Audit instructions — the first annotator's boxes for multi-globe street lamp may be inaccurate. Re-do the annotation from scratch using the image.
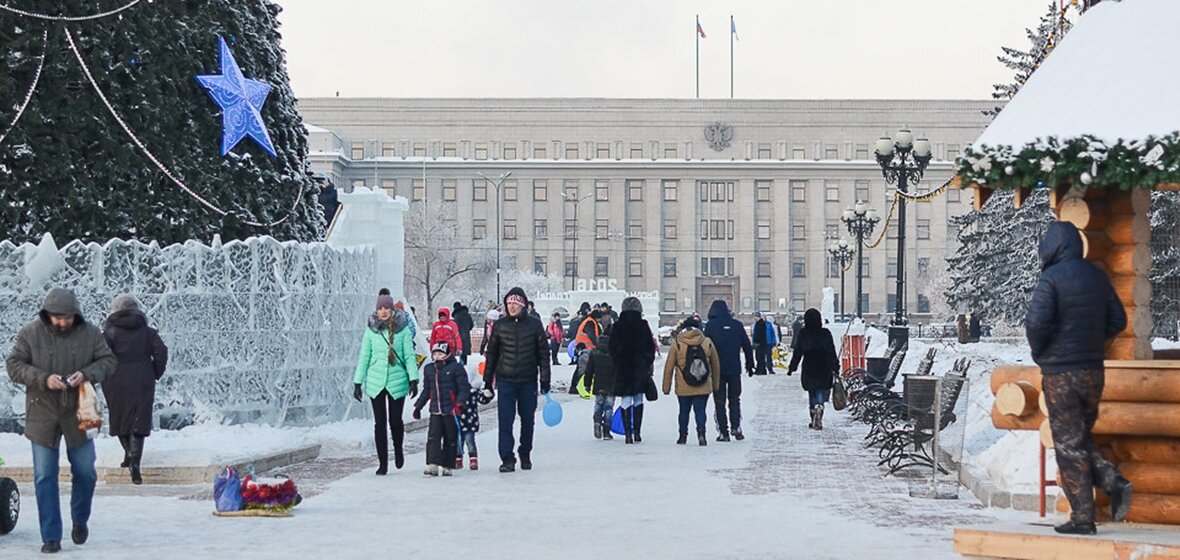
[873,129,932,337]
[827,238,854,320]
[841,201,879,319]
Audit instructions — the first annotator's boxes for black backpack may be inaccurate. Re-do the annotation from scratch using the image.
[682,343,711,386]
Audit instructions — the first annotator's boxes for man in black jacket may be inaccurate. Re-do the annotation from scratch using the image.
[1026,221,1132,535]
[751,312,768,376]
[704,299,754,441]
[451,302,474,365]
[482,287,552,473]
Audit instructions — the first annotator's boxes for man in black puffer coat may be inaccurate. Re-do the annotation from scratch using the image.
[1026,221,1131,536]
[482,287,552,473]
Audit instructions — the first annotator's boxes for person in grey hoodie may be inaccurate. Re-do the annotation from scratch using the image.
[7,288,116,554]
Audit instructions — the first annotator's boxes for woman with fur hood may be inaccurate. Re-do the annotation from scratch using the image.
[101,295,168,485]
[787,308,838,430]
[353,293,419,474]
[607,297,656,444]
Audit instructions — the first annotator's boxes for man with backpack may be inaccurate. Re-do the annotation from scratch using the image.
[703,299,754,442]
[662,317,720,445]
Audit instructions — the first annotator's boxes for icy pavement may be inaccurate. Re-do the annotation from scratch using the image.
[0,368,1029,559]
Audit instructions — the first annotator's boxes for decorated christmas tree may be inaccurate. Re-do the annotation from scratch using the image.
[0,0,321,244]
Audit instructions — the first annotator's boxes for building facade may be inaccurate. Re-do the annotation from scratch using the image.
[300,98,993,325]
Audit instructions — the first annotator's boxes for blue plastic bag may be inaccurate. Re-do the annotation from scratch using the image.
[566,340,577,360]
[213,466,243,512]
[611,407,625,436]
[542,392,563,427]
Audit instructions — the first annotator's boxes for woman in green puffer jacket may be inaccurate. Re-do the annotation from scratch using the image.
[354,293,418,475]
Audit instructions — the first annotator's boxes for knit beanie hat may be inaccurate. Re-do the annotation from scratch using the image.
[376,294,395,310]
[110,294,141,314]
[621,296,642,314]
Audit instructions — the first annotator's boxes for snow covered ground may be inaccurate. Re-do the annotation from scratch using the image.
[0,355,1034,559]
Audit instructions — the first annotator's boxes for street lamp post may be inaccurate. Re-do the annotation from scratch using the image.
[828,238,854,320]
[841,201,880,319]
[874,129,932,332]
[477,171,512,299]
[560,191,594,290]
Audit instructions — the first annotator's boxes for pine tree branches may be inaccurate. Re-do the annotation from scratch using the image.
[984,2,1072,118]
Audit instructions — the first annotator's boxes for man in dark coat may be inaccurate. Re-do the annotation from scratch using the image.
[102,295,168,485]
[6,288,117,554]
[482,287,552,473]
[451,302,475,365]
[1026,221,1132,535]
[751,312,769,376]
[703,299,754,442]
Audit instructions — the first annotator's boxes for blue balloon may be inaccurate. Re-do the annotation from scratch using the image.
[542,392,562,427]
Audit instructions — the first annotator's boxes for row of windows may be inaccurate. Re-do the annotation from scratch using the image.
[349,141,964,162]
[655,293,933,315]
[476,217,938,242]
[530,254,934,283]
[363,177,963,205]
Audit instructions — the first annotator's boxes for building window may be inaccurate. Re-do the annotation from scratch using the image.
[663,219,677,239]
[861,254,870,277]
[596,143,611,158]
[828,256,841,278]
[534,256,547,275]
[351,179,366,190]
[533,179,548,201]
[859,293,870,312]
[887,258,897,278]
[439,179,455,201]
[473,179,487,201]
[628,219,643,238]
[663,258,677,278]
[628,257,642,277]
[503,180,518,201]
[412,179,425,201]
[756,180,772,202]
[474,143,488,160]
[565,144,579,160]
[442,143,457,157]
[917,295,931,313]
[825,221,838,240]
[381,179,397,198]
[757,258,771,278]
[662,297,677,312]
[824,147,839,160]
[727,220,735,240]
[473,219,487,240]
[627,179,644,201]
[757,143,772,159]
[412,143,426,157]
[701,257,708,276]
[565,258,578,277]
[791,224,806,240]
[664,145,677,159]
[855,180,870,203]
[702,181,735,202]
[758,294,772,313]
[790,180,806,202]
[596,219,609,239]
[630,144,644,159]
[757,221,771,240]
[503,219,517,240]
[565,219,577,239]
[533,145,547,159]
[351,142,365,159]
[792,147,806,159]
[917,219,931,240]
[710,257,726,277]
[917,257,930,276]
[887,293,898,313]
[564,180,579,200]
[534,219,548,239]
[946,144,960,162]
[595,257,609,278]
[825,181,840,202]
[663,180,679,201]
[503,145,517,159]
[887,222,898,240]
[381,142,396,157]
[700,220,708,240]
[855,145,869,160]
[791,258,806,278]
[595,180,609,201]
[709,220,723,240]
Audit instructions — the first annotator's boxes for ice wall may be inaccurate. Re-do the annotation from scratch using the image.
[0,234,376,429]
[326,187,407,301]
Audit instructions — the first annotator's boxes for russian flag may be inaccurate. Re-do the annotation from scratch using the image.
[697,18,706,38]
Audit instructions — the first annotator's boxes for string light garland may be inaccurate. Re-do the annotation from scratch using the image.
[0,0,143,21]
[0,29,46,146]
[64,27,304,228]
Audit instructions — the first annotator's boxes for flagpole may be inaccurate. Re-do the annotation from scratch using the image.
[695,14,700,98]
[730,15,734,99]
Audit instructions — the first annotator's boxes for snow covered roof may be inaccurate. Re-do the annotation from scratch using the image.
[973,0,1180,148]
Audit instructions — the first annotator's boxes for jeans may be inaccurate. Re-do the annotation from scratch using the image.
[426,414,459,467]
[808,389,831,408]
[458,430,477,458]
[496,380,538,463]
[762,344,776,373]
[753,344,768,375]
[593,393,613,425]
[678,395,708,434]
[32,440,97,543]
[549,340,561,364]
[713,374,743,434]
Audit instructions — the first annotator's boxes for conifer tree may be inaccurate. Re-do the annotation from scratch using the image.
[984,2,1071,118]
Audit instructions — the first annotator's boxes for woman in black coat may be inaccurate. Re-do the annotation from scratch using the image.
[607,297,656,443]
[787,308,837,430]
[101,295,168,484]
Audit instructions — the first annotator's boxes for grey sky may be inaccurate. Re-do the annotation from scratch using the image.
[274,0,1056,100]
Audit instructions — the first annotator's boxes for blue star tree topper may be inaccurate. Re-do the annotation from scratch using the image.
[196,36,277,157]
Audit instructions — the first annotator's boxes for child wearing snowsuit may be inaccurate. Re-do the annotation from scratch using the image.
[455,365,489,470]
[581,334,616,441]
[413,342,471,476]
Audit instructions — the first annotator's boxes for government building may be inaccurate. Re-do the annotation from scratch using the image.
[299,98,993,325]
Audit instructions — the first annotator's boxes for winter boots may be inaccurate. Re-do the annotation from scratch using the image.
[499,460,515,473]
[621,408,634,444]
[469,456,479,470]
[809,405,825,430]
[128,435,143,485]
[594,421,603,440]
[1054,520,1097,535]
[697,428,708,446]
[118,435,130,468]
[716,431,730,442]
[424,464,439,476]
[520,450,533,470]
[633,404,644,443]
[677,432,688,445]
[732,427,744,441]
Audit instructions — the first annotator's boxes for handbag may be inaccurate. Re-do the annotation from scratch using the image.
[831,374,848,411]
[644,377,659,402]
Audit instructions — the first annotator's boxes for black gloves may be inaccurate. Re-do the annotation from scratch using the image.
[353,383,363,402]
[409,380,419,398]
[412,407,422,420]
[540,380,551,394]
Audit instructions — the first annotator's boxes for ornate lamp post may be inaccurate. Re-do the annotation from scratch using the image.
[841,201,879,319]
[874,129,932,333]
[828,238,854,320]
